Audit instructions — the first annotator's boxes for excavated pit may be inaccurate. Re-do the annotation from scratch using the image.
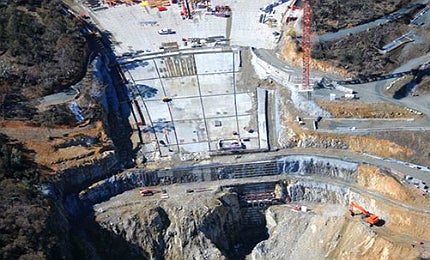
[83,156,356,259]
[78,155,430,259]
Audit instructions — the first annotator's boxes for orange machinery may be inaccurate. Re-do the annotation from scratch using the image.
[349,202,380,226]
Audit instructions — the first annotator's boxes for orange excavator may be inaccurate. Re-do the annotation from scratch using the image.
[349,202,380,226]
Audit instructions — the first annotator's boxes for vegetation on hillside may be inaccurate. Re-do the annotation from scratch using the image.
[0,0,88,120]
[0,2,91,258]
[312,0,413,33]
[309,0,430,76]
[0,134,69,259]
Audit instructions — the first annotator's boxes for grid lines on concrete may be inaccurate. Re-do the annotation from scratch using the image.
[122,49,265,156]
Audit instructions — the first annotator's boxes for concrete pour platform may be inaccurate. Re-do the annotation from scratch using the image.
[123,48,268,156]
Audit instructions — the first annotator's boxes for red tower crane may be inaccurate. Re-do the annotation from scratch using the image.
[301,0,312,97]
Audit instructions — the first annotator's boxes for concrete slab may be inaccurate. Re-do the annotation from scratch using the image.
[162,76,200,98]
[174,119,208,143]
[89,0,292,55]
[237,114,259,139]
[195,52,234,74]
[121,49,268,156]
[144,100,171,122]
[198,73,234,95]
[206,116,239,141]
[202,95,236,118]
[169,97,203,120]
[210,0,290,48]
[235,93,255,115]
[241,138,260,150]
[93,4,227,54]
[124,59,159,80]
[179,142,210,153]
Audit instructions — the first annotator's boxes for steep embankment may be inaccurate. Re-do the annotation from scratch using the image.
[0,2,135,259]
[252,205,422,260]
[93,189,243,259]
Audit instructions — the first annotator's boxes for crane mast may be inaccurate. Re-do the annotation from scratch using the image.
[301,0,312,98]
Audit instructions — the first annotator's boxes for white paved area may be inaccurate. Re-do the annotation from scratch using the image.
[89,0,292,54]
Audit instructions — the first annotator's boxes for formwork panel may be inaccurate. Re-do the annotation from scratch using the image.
[198,73,234,95]
[156,55,196,77]
[201,95,236,118]
[162,76,199,98]
[169,97,204,120]
[195,52,234,74]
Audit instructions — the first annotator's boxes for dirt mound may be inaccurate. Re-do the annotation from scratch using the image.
[0,120,112,173]
[316,100,418,119]
[298,132,414,160]
[357,165,428,206]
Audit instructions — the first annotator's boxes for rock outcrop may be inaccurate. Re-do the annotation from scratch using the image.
[94,191,252,259]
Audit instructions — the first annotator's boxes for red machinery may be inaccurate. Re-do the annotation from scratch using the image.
[349,202,380,226]
[301,0,311,95]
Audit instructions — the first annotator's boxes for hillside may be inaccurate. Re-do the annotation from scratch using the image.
[0,0,88,120]
[312,0,413,33]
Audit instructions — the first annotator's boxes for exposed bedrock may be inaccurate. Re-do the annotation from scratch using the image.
[79,155,359,207]
[90,177,357,260]
[277,155,358,182]
[283,180,350,205]
[93,192,253,259]
[66,152,430,259]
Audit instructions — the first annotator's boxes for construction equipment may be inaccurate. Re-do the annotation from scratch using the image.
[139,188,155,196]
[349,202,380,226]
[301,0,312,97]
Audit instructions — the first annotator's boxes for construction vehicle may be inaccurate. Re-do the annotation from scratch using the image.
[139,188,155,196]
[349,202,380,226]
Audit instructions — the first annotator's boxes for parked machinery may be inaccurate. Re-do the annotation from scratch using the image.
[349,202,380,226]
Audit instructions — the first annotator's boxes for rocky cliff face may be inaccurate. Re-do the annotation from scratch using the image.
[277,155,358,182]
[93,190,251,259]
[283,179,350,204]
[80,155,359,207]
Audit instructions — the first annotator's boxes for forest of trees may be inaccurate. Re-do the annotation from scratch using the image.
[312,0,414,33]
[0,134,70,259]
[0,2,90,258]
[0,0,88,120]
